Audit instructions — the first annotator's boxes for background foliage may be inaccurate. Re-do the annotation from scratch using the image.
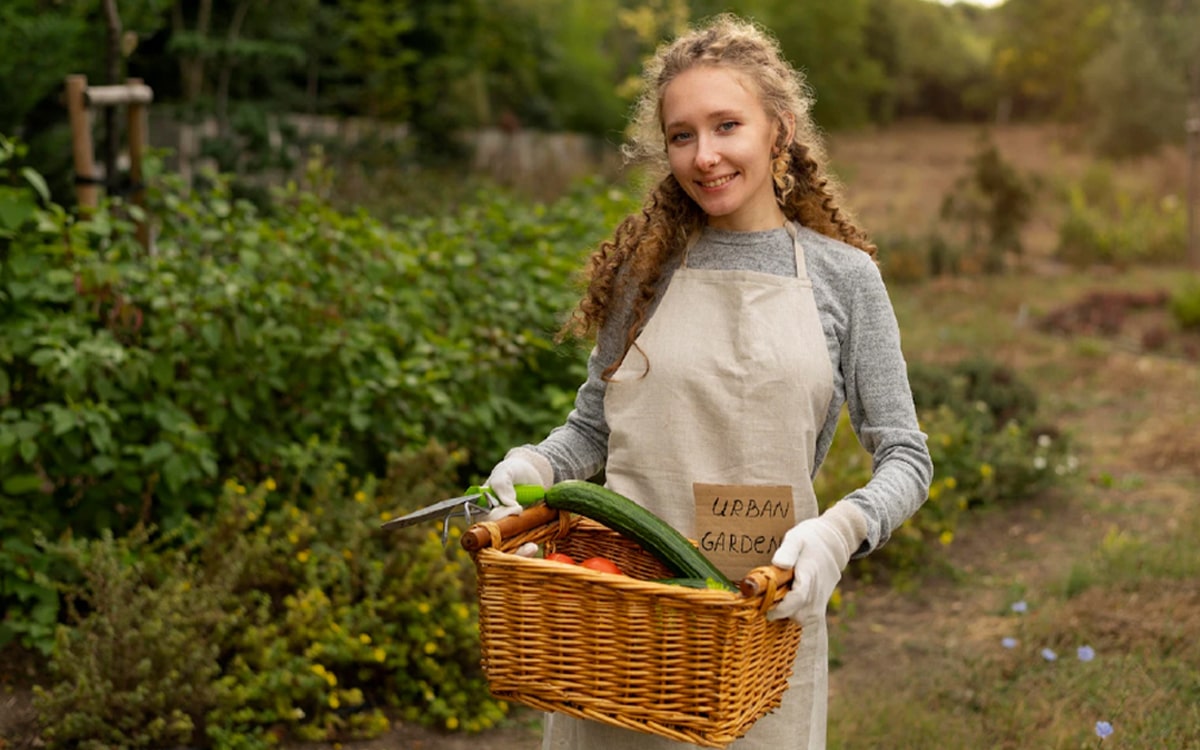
[4,0,1196,204]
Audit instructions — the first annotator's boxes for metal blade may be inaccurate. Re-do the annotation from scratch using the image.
[381,493,486,530]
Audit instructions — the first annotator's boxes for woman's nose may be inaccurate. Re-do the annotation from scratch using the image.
[695,136,719,169]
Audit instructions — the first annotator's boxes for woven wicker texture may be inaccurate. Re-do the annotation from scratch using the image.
[471,514,801,748]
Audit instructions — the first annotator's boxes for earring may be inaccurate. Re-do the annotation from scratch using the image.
[772,149,795,205]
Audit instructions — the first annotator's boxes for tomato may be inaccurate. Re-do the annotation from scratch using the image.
[579,556,623,575]
[545,552,576,565]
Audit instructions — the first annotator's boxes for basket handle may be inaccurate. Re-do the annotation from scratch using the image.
[738,564,795,600]
[460,502,561,552]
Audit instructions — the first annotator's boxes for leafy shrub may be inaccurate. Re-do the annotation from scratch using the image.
[33,443,506,747]
[0,138,637,652]
[1168,279,1200,331]
[940,138,1035,274]
[909,357,1038,428]
[1056,163,1186,268]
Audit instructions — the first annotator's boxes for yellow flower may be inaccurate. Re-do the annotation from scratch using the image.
[310,664,327,677]
[424,642,437,654]
[342,548,354,561]
[358,633,372,645]
[944,477,957,490]
[928,484,942,501]
[296,550,311,563]
[328,693,340,709]
[829,588,842,611]
[354,491,367,503]
[265,477,277,491]
[417,602,431,615]
[373,647,387,663]
[445,717,459,731]
[235,483,246,495]
[939,530,954,546]
[454,603,470,620]
[980,463,994,480]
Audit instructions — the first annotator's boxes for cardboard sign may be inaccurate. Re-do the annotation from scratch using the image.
[692,483,796,579]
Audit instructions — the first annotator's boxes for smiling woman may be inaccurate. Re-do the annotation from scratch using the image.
[479,12,932,750]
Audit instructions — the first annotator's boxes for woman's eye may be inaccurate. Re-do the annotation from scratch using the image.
[717,121,738,133]
[669,131,692,144]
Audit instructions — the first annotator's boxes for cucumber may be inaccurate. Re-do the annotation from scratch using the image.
[544,480,736,592]
[654,577,733,591]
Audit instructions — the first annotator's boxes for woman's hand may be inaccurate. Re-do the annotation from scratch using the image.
[767,502,867,623]
[482,449,553,521]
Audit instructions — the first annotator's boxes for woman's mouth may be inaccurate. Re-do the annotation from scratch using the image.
[698,174,736,189]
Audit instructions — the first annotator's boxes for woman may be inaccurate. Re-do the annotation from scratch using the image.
[485,14,933,750]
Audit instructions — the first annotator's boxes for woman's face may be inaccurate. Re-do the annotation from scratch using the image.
[662,65,784,232]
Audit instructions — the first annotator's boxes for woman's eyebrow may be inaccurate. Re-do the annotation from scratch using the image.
[664,109,744,131]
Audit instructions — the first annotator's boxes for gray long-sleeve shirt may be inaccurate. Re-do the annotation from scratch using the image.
[522,224,932,556]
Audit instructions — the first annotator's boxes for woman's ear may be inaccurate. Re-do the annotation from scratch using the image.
[778,112,796,152]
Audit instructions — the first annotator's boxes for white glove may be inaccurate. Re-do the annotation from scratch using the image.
[767,502,868,623]
[482,448,554,521]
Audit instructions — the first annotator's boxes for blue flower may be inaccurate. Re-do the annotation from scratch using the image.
[1095,720,1113,739]
[1011,600,1028,613]
[1001,637,1018,649]
[1041,648,1057,661]
[1077,645,1096,662]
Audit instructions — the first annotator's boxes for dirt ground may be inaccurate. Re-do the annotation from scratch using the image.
[2,122,1192,749]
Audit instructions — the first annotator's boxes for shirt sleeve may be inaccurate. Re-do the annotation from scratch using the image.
[837,259,933,556]
[523,344,611,482]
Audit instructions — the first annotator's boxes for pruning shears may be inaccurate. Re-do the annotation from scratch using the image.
[381,484,546,544]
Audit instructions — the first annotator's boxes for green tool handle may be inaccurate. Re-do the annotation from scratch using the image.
[467,483,546,507]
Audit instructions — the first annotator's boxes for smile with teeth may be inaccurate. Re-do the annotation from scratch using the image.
[699,174,737,188]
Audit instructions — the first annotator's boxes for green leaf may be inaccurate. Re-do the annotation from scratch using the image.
[0,186,35,232]
[1,474,43,495]
[142,440,175,465]
[162,453,187,494]
[19,167,50,203]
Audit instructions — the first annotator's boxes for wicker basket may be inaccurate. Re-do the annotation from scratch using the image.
[463,505,801,748]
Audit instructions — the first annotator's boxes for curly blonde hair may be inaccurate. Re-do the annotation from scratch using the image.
[562,14,875,377]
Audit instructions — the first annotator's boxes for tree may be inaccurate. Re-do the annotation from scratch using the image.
[1083,5,1188,156]
[990,0,1116,120]
[734,0,887,129]
[864,0,995,122]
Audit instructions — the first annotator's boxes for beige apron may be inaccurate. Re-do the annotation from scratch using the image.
[543,222,835,750]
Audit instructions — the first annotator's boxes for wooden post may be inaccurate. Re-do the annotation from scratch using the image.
[126,77,150,249]
[63,75,154,248]
[65,75,99,211]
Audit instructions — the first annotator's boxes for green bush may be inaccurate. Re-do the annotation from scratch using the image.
[940,138,1035,274]
[1169,278,1200,331]
[0,137,637,652]
[1056,163,1186,267]
[33,443,506,747]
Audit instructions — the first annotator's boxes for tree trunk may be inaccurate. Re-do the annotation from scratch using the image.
[215,0,255,137]
[174,0,213,106]
[101,0,123,192]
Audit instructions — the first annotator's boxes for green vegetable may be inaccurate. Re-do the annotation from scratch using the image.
[543,480,737,592]
[654,577,733,591]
